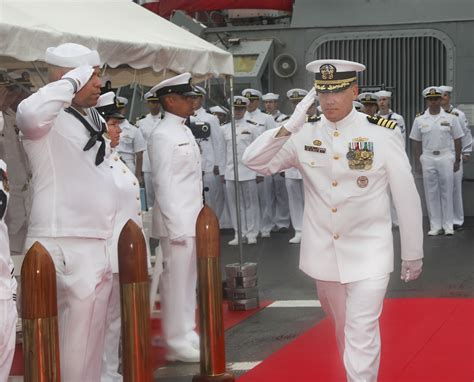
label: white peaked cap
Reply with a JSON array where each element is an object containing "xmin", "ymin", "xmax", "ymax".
[
  {"xmin": 353, "ymin": 101, "xmax": 364, "ymax": 109},
  {"xmin": 306, "ymin": 59, "xmax": 366, "ymax": 74},
  {"xmin": 242, "ymin": 88, "xmax": 262, "ymax": 99},
  {"xmin": 422, "ymin": 86, "xmax": 442, "ymax": 98},
  {"xmin": 209, "ymin": 106, "xmax": 228, "ymax": 114},
  {"xmin": 149, "ymin": 72, "xmax": 194, "ymax": 97},
  {"xmin": 439, "ymin": 85, "xmax": 453, "ymax": 93},
  {"xmin": 45, "ymin": 43, "xmax": 100, "ymax": 68},
  {"xmin": 286, "ymin": 88, "xmax": 308, "ymax": 99},
  {"xmin": 116, "ymin": 96, "xmax": 128, "ymax": 106},
  {"xmin": 262, "ymin": 92, "xmax": 279, "ymax": 101},
  {"xmin": 229, "ymin": 96, "xmax": 250, "ymax": 107},
  {"xmin": 96, "ymin": 92, "xmax": 115, "ymax": 108},
  {"xmin": 375, "ymin": 90, "xmax": 392, "ymax": 98}
]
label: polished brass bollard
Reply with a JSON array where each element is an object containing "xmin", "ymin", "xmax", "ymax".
[
  {"xmin": 21, "ymin": 241, "xmax": 60, "ymax": 382},
  {"xmin": 193, "ymin": 205, "xmax": 235, "ymax": 382},
  {"xmin": 118, "ymin": 219, "xmax": 152, "ymax": 381}
]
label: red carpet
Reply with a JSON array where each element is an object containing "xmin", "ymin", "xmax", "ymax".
[
  {"xmin": 238, "ymin": 298, "xmax": 474, "ymax": 382},
  {"xmin": 10, "ymin": 300, "xmax": 272, "ymax": 376}
]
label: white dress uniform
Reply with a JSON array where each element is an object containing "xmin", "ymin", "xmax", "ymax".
[
  {"xmin": 410, "ymin": 108, "xmax": 464, "ymax": 232},
  {"xmin": 243, "ymin": 108, "xmax": 423, "ymax": 381},
  {"xmin": 447, "ymin": 106, "xmax": 472, "ymax": 227},
  {"xmin": 102, "ymin": 151, "xmax": 142, "ymax": 382},
  {"xmin": 193, "ymin": 107, "xmax": 226, "ymax": 214},
  {"xmin": 16, "ymin": 76, "xmax": 117, "ymax": 381},
  {"xmin": 378, "ymin": 110, "xmax": 406, "ymax": 139},
  {"xmin": 1, "ymin": 108, "xmax": 31, "ymax": 257},
  {"xmin": 117, "ymin": 119, "xmax": 146, "ymax": 174},
  {"xmin": 0, "ymin": 160, "xmax": 18, "ymax": 382},
  {"xmin": 137, "ymin": 112, "xmax": 161, "ymax": 209},
  {"xmin": 148, "ymin": 111, "xmax": 203, "ymax": 357}
]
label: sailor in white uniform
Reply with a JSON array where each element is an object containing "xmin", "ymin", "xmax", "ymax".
[
  {"xmin": 375, "ymin": 90, "xmax": 406, "ymax": 139},
  {"xmin": 410, "ymin": 86, "xmax": 464, "ymax": 236},
  {"xmin": 148, "ymin": 73, "xmax": 203, "ymax": 363},
  {"xmin": 439, "ymin": 85, "xmax": 472, "ymax": 230},
  {"xmin": 16, "ymin": 43, "xmax": 117, "ymax": 381},
  {"xmin": 96, "ymin": 92, "xmax": 143, "ymax": 381},
  {"xmin": 358, "ymin": 92, "xmax": 379, "ymax": 117},
  {"xmin": 0, "ymin": 160, "xmax": 17, "ymax": 381},
  {"xmin": 136, "ymin": 91, "xmax": 162, "ymax": 209},
  {"xmin": 243, "ymin": 59, "xmax": 424, "ymax": 382}
]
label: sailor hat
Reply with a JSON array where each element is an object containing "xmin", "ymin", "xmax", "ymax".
[
  {"xmin": 229, "ymin": 96, "xmax": 249, "ymax": 108},
  {"xmin": 286, "ymin": 88, "xmax": 308, "ymax": 100},
  {"xmin": 306, "ymin": 59, "xmax": 365, "ymax": 93},
  {"xmin": 262, "ymin": 92, "xmax": 279, "ymax": 101},
  {"xmin": 423, "ymin": 86, "xmax": 442, "ymax": 98},
  {"xmin": 45, "ymin": 43, "xmax": 100, "ymax": 68},
  {"xmin": 358, "ymin": 92, "xmax": 379, "ymax": 105},
  {"xmin": 353, "ymin": 101, "xmax": 364, "ymax": 110},
  {"xmin": 145, "ymin": 91, "xmax": 160, "ymax": 102},
  {"xmin": 150, "ymin": 72, "xmax": 194, "ymax": 98},
  {"xmin": 439, "ymin": 85, "xmax": 453, "ymax": 94},
  {"xmin": 375, "ymin": 90, "xmax": 392, "ymax": 98},
  {"xmin": 116, "ymin": 96, "xmax": 128, "ymax": 108},
  {"xmin": 209, "ymin": 105, "xmax": 229, "ymax": 114},
  {"xmin": 96, "ymin": 92, "xmax": 125, "ymax": 120},
  {"xmin": 242, "ymin": 89, "xmax": 262, "ymax": 100}
]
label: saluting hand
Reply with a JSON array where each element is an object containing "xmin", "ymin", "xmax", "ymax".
[{"xmin": 283, "ymin": 87, "xmax": 317, "ymax": 134}]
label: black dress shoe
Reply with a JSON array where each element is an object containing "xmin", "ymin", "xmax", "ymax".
[{"xmin": 453, "ymin": 224, "xmax": 464, "ymax": 231}]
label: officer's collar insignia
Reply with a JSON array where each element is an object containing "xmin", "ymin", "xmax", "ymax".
[
  {"xmin": 347, "ymin": 140, "xmax": 374, "ymax": 170},
  {"xmin": 320, "ymin": 64, "xmax": 336, "ymax": 80}
]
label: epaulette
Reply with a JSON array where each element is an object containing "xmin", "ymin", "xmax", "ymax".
[
  {"xmin": 246, "ymin": 119, "xmax": 258, "ymax": 125},
  {"xmin": 415, "ymin": 112, "xmax": 422, "ymax": 118},
  {"xmin": 306, "ymin": 115, "xmax": 321, "ymax": 123},
  {"xmin": 366, "ymin": 115, "xmax": 397, "ymax": 129},
  {"xmin": 449, "ymin": 110, "xmax": 459, "ymax": 117}
]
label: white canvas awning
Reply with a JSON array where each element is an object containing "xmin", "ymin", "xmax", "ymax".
[{"xmin": 0, "ymin": 0, "xmax": 234, "ymax": 86}]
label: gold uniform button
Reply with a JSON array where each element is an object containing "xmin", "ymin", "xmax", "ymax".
[
  {"xmin": 332, "ymin": 181, "xmax": 338, "ymax": 187},
  {"xmin": 136, "ymin": 196, "xmax": 140, "ymax": 200},
  {"xmin": 138, "ymin": 212, "xmax": 142, "ymax": 216},
  {"xmin": 333, "ymin": 131, "xmax": 340, "ymax": 137},
  {"xmin": 333, "ymin": 234, "xmax": 340, "ymax": 240},
  {"xmin": 333, "ymin": 155, "xmax": 340, "ymax": 160},
  {"xmin": 114, "ymin": 157, "xmax": 118, "ymax": 161},
  {"xmin": 331, "ymin": 207, "xmax": 337, "ymax": 213}
]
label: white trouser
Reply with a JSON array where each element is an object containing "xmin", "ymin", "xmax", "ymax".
[
  {"xmin": 101, "ymin": 274, "xmax": 122, "ymax": 381},
  {"xmin": 122, "ymin": 159, "xmax": 136, "ymax": 175},
  {"xmin": 24, "ymin": 237, "xmax": 113, "ymax": 382},
  {"xmin": 285, "ymin": 178, "xmax": 304, "ymax": 233},
  {"xmin": 219, "ymin": 181, "xmax": 233, "ymax": 229},
  {"xmin": 453, "ymin": 160, "xmax": 464, "ymax": 226},
  {"xmin": 203, "ymin": 172, "xmax": 219, "ymax": 214},
  {"xmin": 144, "ymin": 171, "xmax": 155, "ymax": 210},
  {"xmin": 420, "ymin": 153, "xmax": 455, "ymax": 231},
  {"xmin": 269, "ymin": 173, "xmax": 291, "ymax": 230},
  {"xmin": 159, "ymin": 236, "xmax": 197, "ymax": 353},
  {"xmin": 226, "ymin": 180, "xmax": 260, "ymax": 239},
  {"xmin": 214, "ymin": 174, "xmax": 225, "ymax": 222},
  {"xmin": 316, "ymin": 275, "xmax": 390, "ymax": 382},
  {"xmin": 0, "ymin": 298, "xmax": 17, "ymax": 381},
  {"xmin": 258, "ymin": 176, "xmax": 273, "ymax": 233}
]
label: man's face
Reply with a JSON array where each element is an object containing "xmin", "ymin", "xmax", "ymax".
[
  {"xmin": 377, "ymin": 96, "xmax": 390, "ymax": 111},
  {"xmin": 234, "ymin": 107, "xmax": 246, "ymax": 120},
  {"xmin": 291, "ymin": 99, "xmax": 302, "ymax": 111},
  {"xmin": 106, "ymin": 118, "xmax": 122, "ymax": 148},
  {"xmin": 318, "ymin": 85, "xmax": 358, "ymax": 122},
  {"xmin": 307, "ymin": 104, "xmax": 316, "ymax": 116},
  {"xmin": 192, "ymin": 96, "xmax": 203, "ymax": 111},
  {"xmin": 441, "ymin": 92, "xmax": 451, "ymax": 108},
  {"xmin": 263, "ymin": 100, "xmax": 278, "ymax": 114},
  {"xmin": 361, "ymin": 103, "xmax": 378, "ymax": 117},
  {"xmin": 213, "ymin": 112, "xmax": 227, "ymax": 124},
  {"xmin": 165, "ymin": 93, "xmax": 194, "ymax": 118},
  {"xmin": 147, "ymin": 101, "xmax": 161, "ymax": 115},
  {"xmin": 246, "ymin": 99, "xmax": 260, "ymax": 112},
  {"xmin": 427, "ymin": 97, "xmax": 442, "ymax": 113},
  {"xmin": 73, "ymin": 67, "xmax": 102, "ymax": 108}
]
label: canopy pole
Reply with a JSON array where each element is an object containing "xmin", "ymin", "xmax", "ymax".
[{"xmin": 229, "ymin": 76, "xmax": 244, "ymax": 264}]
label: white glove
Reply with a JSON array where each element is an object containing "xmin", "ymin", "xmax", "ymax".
[
  {"xmin": 62, "ymin": 65, "xmax": 94, "ymax": 93},
  {"xmin": 284, "ymin": 87, "xmax": 317, "ymax": 134},
  {"xmin": 401, "ymin": 259, "xmax": 423, "ymax": 282},
  {"xmin": 170, "ymin": 235, "xmax": 187, "ymax": 246}
]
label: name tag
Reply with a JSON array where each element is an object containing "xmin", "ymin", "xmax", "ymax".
[{"xmin": 304, "ymin": 145, "xmax": 326, "ymax": 153}]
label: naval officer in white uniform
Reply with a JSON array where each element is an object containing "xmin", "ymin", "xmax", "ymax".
[
  {"xmin": 0, "ymin": 160, "xmax": 17, "ymax": 381},
  {"xmin": 148, "ymin": 73, "xmax": 203, "ymax": 363},
  {"xmin": 243, "ymin": 59, "xmax": 424, "ymax": 382},
  {"xmin": 16, "ymin": 43, "xmax": 117, "ymax": 381}
]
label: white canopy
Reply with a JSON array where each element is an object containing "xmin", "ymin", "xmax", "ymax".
[{"xmin": 0, "ymin": 0, "xmax": 234, "ymax": 86}]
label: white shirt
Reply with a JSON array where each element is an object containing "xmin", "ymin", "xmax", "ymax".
[
  {"xmin": 118, "ymin": 119, "xmax": 146, "ymax": 161},
  {"xmin": 137, "ymin": 113, "xmax": 162, "ymax": 172},
  {"xmin": 448, "ymin": 106, "xmax": 472, "ymax": 155},
  {"xmin": 16, "ymin": 79, "xmax": 118, "ymax": 239},
  {"xmin": 243, "ymin": 109, "xmax": 423, "ymax": 283},
  {"xmin": 148, "ymin": 112, "xmax": 203, "ymax": 239},
  {"xmin": 245, "ymin": 108, "xmax": 277, "ymax": 135},
  {"xmin": 107, "ymin": 152, "xmax": 143, "ymax": 273},
  {"xmin": 222, "ymin": 118, "xmax": 260, "ymax": 181},
  {"xmin": 410, "ymin": 108, "xmax": 464, "ymax": 153}
]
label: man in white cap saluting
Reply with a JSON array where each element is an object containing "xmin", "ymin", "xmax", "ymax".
[
  {"xmin": 148, "ymin": 72, "xmax": 203, "ymax": 362},
  {"xmin": 410, "ymin": 86, "xmax": 464, "ymax": 236},
  {"xmin": 439, "ymin": 85, "xmax": 472, "ymax": 230},
  {"xmin": 375, "ymin": 90, "xmax": 406, "ymax": 139},
  {"xmin": 243, "ymin": 59, "xmax": 424, "ymax": 381},
  {"xmin": 16, "ymin": 43, "xmax": 118, "ymax": 381}
]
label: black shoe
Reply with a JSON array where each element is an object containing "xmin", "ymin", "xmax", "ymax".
[{"xmin": 453, "ymin": 224, "xmax": 464, "ymax": 231}]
